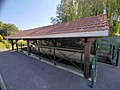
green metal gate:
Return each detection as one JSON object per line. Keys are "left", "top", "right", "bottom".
{"left": 96, "top": 37, "right": 120, "bottom": 66}
{"left": 91, "top": 36, "right": 120, "bottom": 88}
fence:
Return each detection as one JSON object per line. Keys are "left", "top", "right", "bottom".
{"left": 96, "top": 37, "right": 120, "bottom": 66}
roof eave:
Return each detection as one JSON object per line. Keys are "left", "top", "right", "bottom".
{"left": 6, "top": 30, "right": 109, "bottom": 40}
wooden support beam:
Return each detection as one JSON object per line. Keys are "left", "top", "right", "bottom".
{"left": 38, "top": 40, "right": 41, "bottom": 60}
{"left": 112, "top": 46, "right": 115, "bottom": 59}
{"left": 116, "top": 48, "right": 120, "bottom": 66}
{"left": 109, "top": 44, "right": 112, "bottom": 55}
{"left": 52, "top": 39, "right": 56, "bottom": 65}
{"left": 16, "top": 40, "right": 18, "bottom": 51}
{"left": 53, "top": 48, "right": 56, "bottom": 65}
{"left": 80, "top": 51, "right": 83, "bottom": 70}
{"left": 27, "top": 40, "right": 30, "bottom": 55}
{"left": 49, "top": 39, "right": 56, "bottom": 65}
{"left": 11, "top": 40, "right": 14, "bottom": 51}
{"left": 84, "top": 38, "right": 92, "bottom": 79}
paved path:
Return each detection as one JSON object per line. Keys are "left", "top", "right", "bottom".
{"left": 96, "top": 62, "right": 120, "bottom": 90}
{"left": 0, "top": 51, "right": 120, "bottom": 90}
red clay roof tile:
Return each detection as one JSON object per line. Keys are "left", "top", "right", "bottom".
{"left": 8, "top": 14, "right": 109, "bottom": 38}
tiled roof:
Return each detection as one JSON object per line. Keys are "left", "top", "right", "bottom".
{"left": 7, "top": 14, "right": 109, "bottom": 39}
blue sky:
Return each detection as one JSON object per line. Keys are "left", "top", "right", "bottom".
{"left": 0, "top": 0, "right": 61, "bottom": 30}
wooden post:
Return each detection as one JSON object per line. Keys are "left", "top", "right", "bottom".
{"left": 11, "top": 40, "right": 14, "bottom": 51}
{"left": 51, "top": 39, "right": 57, "bottom": 65}
{"left": 81, "top": 51, "right": 83, "bottom": 70}
{"left": 53, "top": 39, "right": 56, "bottom": 65}
{"left": 16, "top": 40, "right": 18, "bottom": 51}
{"left": 38, "top": 40, "right": 41, "bottom": 60}
{"left": 53, "top": 47, "right": 56, "bottom": 65}
{"left": 116, "top": 48, "right": 120, "bottom": 66}
{"left": 109, "top": 44, "right": 112, "bottom": 55}
{"left": 27, "top": 40, "right": 30, "bottom": 55}
{"left": 112, "top": 46, "right": 115, "bottom": 59}
{"left": 84, "top": 38, "right": 91, "bottom": 79}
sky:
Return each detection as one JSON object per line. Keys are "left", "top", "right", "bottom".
{"left": 0, "top": 0, "right": 61, "bottom": 30}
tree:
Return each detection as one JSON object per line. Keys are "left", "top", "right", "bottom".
{"left": 0, "top": 21, "right": 19, "bottom": 36}
{"left": 0, "top": 21, "right": 4, "bottom": 35}
{"left": 51, "top": 0, "right": 120, "bottom": 36}
{"left": 3, "top": 23, "right": 19, "bottom": 36}
{"left": 113, "top": 21, "right": 120, "bottom": 36}
{"left": 0, "top": 21, "right": 3, "bottom": 30}
{"left": 51, "top": 0, "right": 79, "bottom": 23}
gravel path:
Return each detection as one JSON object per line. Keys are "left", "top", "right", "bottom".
{"left": 0, "top": 51, "right": 120, "bottom": 90}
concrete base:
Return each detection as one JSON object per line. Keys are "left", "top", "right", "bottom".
{"left": 21, "top": 51, "right": 84, "bottom": 78}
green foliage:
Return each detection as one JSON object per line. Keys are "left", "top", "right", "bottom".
{"left": 2, "top": 23, "right": 19, "bottom": 36}
{"left": 0, "top": 21, "right": 3, "bottom": 30}
{"left": 0, "top": 35, "right": 3, "bottom": 42}
{"left": 51, "top": 0, "right": 103, "bottom": 23}
{"left": 2, "top": 40, "right": 11, "bottom": 48}
{"left": 0, "top": 42, "right": 6, "bottom": 49}
{"left": 0, "top": 21, "right": 19, "bottom": 36}
{"left": 17, "top": 40, "right": 27, "bottom": 47}
{"left": 113, "top": 21, "right": 120, "bottom": 36}
{"left": 51, "top": 0, "right": 120, "bottom": 36}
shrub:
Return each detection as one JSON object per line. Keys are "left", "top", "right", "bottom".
{"left": 17, "top": 40, "right": 27, "bottom": 47}
{"left": 2, "top": 40, "right": 11, "bottom": 48}
{"left": 0, "top": 35, "right": 3, "bottom": 42}
{"left": 0, "top": 42, "right": 6, "bottom": 49}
